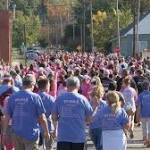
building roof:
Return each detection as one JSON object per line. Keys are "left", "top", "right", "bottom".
{"left": 122, "top": 11, "right": 150, "bottom": 36}
{"left": 111, "top": 11, "right": 150, "bottom": 42}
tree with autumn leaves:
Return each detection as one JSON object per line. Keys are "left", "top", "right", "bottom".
{"left": 63, "top": 0, "right": 150, "bottom": 51}
{"left": 1, "top": 0, "right": 150, "bottom": 49}
{"left": 92, "top": 9, "right": 133, "bottom": 49}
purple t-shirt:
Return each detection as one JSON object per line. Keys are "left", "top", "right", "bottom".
{"left": 38, "top": 91, "right": 55, "bottom": 131}
{"left": 7, "top": 90, "right": 45, "bottom": 141}
{"left": 90, "top": 100, "right": 107, "bottom": 129}
{"left": 137, "top": 90, "right": 150, "bottom": 118}
{"left": 53, "top": 92, "right": 93, "bottom": 143}
{"left": 96, "top": 106, "right": 129, "bottom": 130}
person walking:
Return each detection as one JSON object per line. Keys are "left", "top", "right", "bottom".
{"left": 0, "top": 106, "right": 4, "bottom": 149}
{"left": 0, "top": 74, "right": 19, "bottom": 150}
{"left": 137, "top": 80, "right": 150, "bottom": 147}
{"left": 121, "top": 77, "right": 137, "bottom": 138}
{"left": 96, "top": 91, "right": 129, "bottom": 150}
{"left": 52, "top": 76, "right": 93, "bottom": 150}
{"left": 3, "top": 74, "right": 50, "bottom": 150}
{"left": 89, "top": 77, "right": 106, "bottom": 150}
{"left": 38, "top": 77, "right": 55, "bottom": 150}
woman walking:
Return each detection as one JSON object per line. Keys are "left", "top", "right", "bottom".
{"left": 96, "top": 91, "right": 129, "bottom": 150}
{"left": 121, "top": 77, "right": 137, "bottom": 138}
{"left": 89, "top": 77, "right": 106, "bottom": 150}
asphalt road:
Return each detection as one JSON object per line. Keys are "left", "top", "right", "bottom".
{"left": 40, "top": 127, "right": 149, "bottom": 150}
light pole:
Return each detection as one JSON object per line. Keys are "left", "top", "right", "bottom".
{"left": 12, "top": 3, "right": 16, "bottom": 20}
{"left": 71, "top": 1, "right": 75, "bottom": 41}
{"left": 6, "top": 0, "right": 9, "bottom": 10}
{"left": 83, "top": 0, "right": 86, "bottom": 52}
{"left": 135, "top": 0, "right": 140, "bottom": 55}
{"left": 90, "top": 0, "right": 94, "bottom": 52}
{"left": 73, "top": 16, "right": 75, "bottom": 41}
{"left": 133, "top": 0, "right": 140, "bottom": 57}
{"left": 117, "top": 0, "right": 121, "bottom": 51}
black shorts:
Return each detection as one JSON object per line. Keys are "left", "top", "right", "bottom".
{"left": 57, "top": 142, "right": 84, "bottom": 150}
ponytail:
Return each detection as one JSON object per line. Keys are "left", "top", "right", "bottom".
{"left": 107, "top": 91, "right": 120, "bottom": 113}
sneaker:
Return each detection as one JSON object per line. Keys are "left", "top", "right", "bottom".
{"left": 137, "top": 122, "right": 142, "bottom": 127}
{"left": 130, "top": 132, "right": 134, "bottom": 139}
{"left": 146, "top": 144, "right": 150, "bottom": 148}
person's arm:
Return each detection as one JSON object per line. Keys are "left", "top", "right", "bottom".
{"left": 52, "top": 97, "right": 60, "bottom": 136}
{"left": 35, "top": 95, "right": 50, "bottom": 139}
{"left": 85, "top": 116, "right": 92, "bottom": 125}
{"left": 121, "top": 109, "right": 131, "bottom": 131}
{"left": 38, "top": 113, "right": 50, "bottom": 139}
{"left": 3, "top": 96, "right": 13, "bottom": 135}
{"left": 136, "top": 105, "right": 141, "bottom": 123}
{"left": 52, "top": 112, "right": 59, "bottom": 137}
{"left": 84, "top": 98, "right": 93, "bottom": 125}
{"left": 123, "top": 122, "right": 130, "bottom": 130}
{"left": 2, "top": 114, "right": 10, "bottom": 145}
{"left": 2, "top": 114, "right": 10, "bottom": 134}
{"left": 136, "top": 95, "right": 141, "bottom": 123}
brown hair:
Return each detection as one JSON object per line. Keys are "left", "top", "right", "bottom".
{"left": 123, "top": 76, "right": 131, "bottom": 86}
{"left": 37, "top": 78, "right": 49, "bottom": 90}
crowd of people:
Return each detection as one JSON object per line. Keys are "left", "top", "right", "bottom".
{"left": 0, "top": 51, "right": 150, "bottom": 150}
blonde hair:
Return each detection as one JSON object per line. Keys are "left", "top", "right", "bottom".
{"left": 90, "top": 77, "right": 104, "bottom": 100}
{"left": 91, "top": 76, "right": 102, "bottom": 86}
{"left": 106, "top": 91, "right": 120, "bottom": 113}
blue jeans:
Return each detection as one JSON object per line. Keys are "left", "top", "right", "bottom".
{"left": 89, "top": 128, "right": 102, "bottom": 150}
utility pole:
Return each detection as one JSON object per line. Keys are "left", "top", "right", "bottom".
{"left": 60, "top": 14, "right": 63, "bottom": 38}
{"left": 23, "top": 24, "right": 27, "bottom": 46}
{"left": 133, "top": 0, "right": 140, "bottom": 57}
{"left": 90, "top": 0, "right": 94, "bottom": 52}
{"left": 48, "top": 25, "right": 50, "bottom": 47}
{"left": 6, "top": 0, "right": 9, "bottom": 10}
{"left": 80, "top": 24, "right": 83, "bottom": 51}
{"left": 83, "top": 0, "right": 86, "bottom": 52}
{"left": 12, "top": 3, "right": 16, "bottom": 20}
{"left": 71, "top": 1, "right": 75, "bottom": 41}
{"left": 73, "top": 15, "right": 75, "bottom": 41}
{"left": 23, "top": 24, "right": 27, "bottom": 65}
{"left": 117, "top": 0, "right": 121, "bottom": 51}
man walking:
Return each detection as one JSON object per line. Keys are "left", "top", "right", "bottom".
{"left": 3, "top": 74, "right": 50, "bottom": 150}
{"left": 38, "top": 77, "right": 55, "bottom": 150}
{"left": 137, "top": 80, "right": 150, "bottom": 147}
{"left": 52, "top": 76, "right": 93, "bottom": 150}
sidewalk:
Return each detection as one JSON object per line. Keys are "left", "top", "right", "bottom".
{"left": 128, "top": 127, "right": 149, "bottom": 150}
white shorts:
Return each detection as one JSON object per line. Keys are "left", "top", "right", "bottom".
{"left": 102, "top": 129, "right": 127, "bottom": 150}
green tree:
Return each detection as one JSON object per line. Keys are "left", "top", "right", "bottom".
{"left": 66, "top": 0, "right": 134, "bottom": 50}
{"left": 0, "top": 0, "right": 8, "bottom": 10}
{"left": 13, "top": 0, "right": 41, "bottom": 15}
{"left": 13, "top": 11, "right": 41, "bottom": 47}
{"left": 93, "top": 9, "right": 133, "bottom": 48}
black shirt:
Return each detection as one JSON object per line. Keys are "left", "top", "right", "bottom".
{"left": 134, "top": 75, "right": 148, "bottom": 93}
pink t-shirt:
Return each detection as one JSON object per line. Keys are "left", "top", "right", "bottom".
{"left": 81, "top": 82, "right": 91, "bottom": 99}
{"left": 49, "top": 71, "right": 58, "bottom": 98}
{"left": 121, "top": 86, "right": 137, "bottom": 112}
